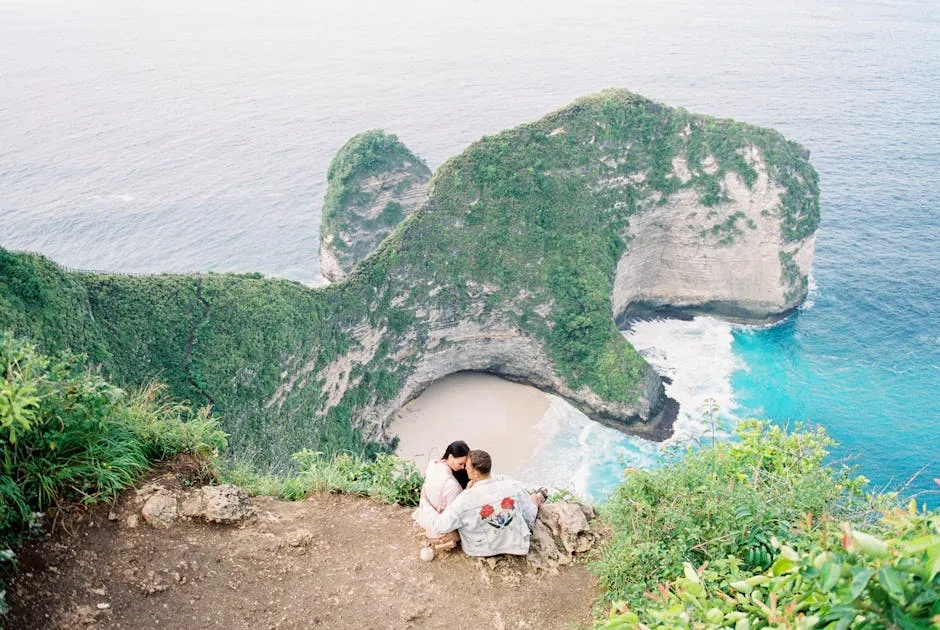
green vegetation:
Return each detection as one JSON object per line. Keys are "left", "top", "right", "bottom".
{"left": 320, "top": 129, "right": 432, "bottom": 270}
{"left": 702, "top": 211, "right": 748, "bottom": 246}
{"left": 226, "top": 450, "right": 422, "bottom": 507}
{"left": 780, "top": 250, "right": 809, "bottom": 304}
{"left": 0, "top": 90, "right": 821, "bottom": 474}
{"left": 0, "top": 334, "right": 227, "bottom": 614}
{"left": 591, "top": 420, "right": 940, "bottom": 629}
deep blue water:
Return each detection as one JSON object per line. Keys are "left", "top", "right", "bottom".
{"left": 1, "top": 0, "right": 938, "bottom": 504}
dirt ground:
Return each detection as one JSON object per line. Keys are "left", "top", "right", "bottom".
{"left": 6, "top": 469, "right": 602, "bottom": 630}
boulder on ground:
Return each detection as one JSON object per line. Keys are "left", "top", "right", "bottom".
{"left": 141, "top": 493, "right": 178, "bottom": 529}
{"left": 179, "top": 484, "right": 255, "bottom": 524}
{"left": 527, "top": 502, "right": 598, "bottom": 572}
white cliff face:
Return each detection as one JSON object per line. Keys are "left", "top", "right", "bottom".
{"left": 612, "top": 147, "right": 815, "bottom": 322}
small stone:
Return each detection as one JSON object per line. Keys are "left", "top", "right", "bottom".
{"left": 96, "top": 603, "right": 110, "bottom": 610}
{"left": 141, "top": 494, "right": 177, "bottom": 529}
{"left": 286, "top": 529, "right": 313, "bottom": 548}
{"left": 419, "top": 546, "right": 435, "bottom": 562}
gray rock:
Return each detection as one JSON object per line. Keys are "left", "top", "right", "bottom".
{"left": 179, "top": 485, "right": 254, "bottom": 524}
{"left": 141, "top": 493, "right": 178, "bottom": 529}
{"left": 527, "top": 502, "right": 598, "bottom": 571}
{"left": 286, "top": 529, "right": 313, "bottom": 548}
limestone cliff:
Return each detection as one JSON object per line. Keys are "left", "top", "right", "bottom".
{"left": 0, "top": 90, "right": 819, "bottom": 466}
{"left": 319, "top": 130, "right": 431, "bottom": 282}
{"left": 612, "top": 144, "right": 816, "bottom": 323}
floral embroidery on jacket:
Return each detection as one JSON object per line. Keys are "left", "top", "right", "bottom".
{"left": 480, "top": 497, "right": 515, "bottom": 529}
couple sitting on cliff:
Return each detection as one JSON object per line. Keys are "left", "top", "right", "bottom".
{"left": 413, "top": 441, "right": 548, "bottom": 559}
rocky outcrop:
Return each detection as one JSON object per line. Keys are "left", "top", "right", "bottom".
{"left": 613, "top": 147, "right": 815, "bottom": 323}
{"left": 318, "top": 130, "right": 431, "bottom": 282}
{"left": 527, "top": 502, "right": 600, "bottom": 572}
{"left": 311, "top": 90, "right": 817, "bottom": 446}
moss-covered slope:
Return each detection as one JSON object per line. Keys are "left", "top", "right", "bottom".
{"left": 0, "top": 90, "right": 819, "bottom": 468}
{"left": 319, "top": 130, "right": 432, "bottom": 282}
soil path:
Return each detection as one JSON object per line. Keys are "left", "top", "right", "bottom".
{"left": 7, "top": 478, "right": 600, "bottom": 629}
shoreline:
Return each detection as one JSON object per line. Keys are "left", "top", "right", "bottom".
{"left": 389, "top": 372, "right": 551, "bottom": 476}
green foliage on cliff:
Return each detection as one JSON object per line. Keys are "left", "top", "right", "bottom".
{"left": 779, "top": 250, "right": 809, "bottom": 303}
{"left": 320, "top": 129, "right": 432, "bottom": 267}
{"left": 0, "top": 89, "right": 821, "bottom": 472}
{"left": 0, "top": 249, "right": 110, "bottom": 362}
{"left": 0, "top": 250, "right": 392, "bottom": 466}
{"left": 592, "top": 421, "right": 940, "bottom": 629}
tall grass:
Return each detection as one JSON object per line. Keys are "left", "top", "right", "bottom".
{"left": 225, "top": 450, "right": 422, "bottom": 508}
{"left": 0, "top": 332, "right": 227, "bottom": 614}
{"left": 592, "top": 420, "right": 870, "bottom": 607}
{"left": 592, "top": 422, "right": 939, "bottom": 628}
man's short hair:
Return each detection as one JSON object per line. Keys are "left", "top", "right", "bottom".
{"left": 468, "top": 449, "right": 492, "bottom": 475}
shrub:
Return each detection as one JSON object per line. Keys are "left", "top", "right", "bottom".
{"left": 592, "top": 420, "right": 868, "bottom": 607}
{"left": 597, "top": 502, "right": 940, "bottom": 629}
{"left": 0, "top": 332, "right": 226, "bottom": 615}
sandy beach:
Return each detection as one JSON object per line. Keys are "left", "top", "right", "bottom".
{"left": 388, "top": 372, "right": 551, "bottom": 477}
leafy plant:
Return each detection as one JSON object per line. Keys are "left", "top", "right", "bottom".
{"left": 0, "top": 333, "right": 227, "bottom": 608}
{"left": 592, "top": 420, "right": 867, "bottom": 607}
{"left": 597, "top": 501, "right": 940, "bottom": 629}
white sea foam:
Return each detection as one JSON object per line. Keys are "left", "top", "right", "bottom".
{"left": 521, "top": 316, "right": 744, "bottom": 501}
{"left": 801, "top": 272, "right": 818, "bottom": 311}
{"left": 625, "top": 317, "right": 742, "bottom": 444}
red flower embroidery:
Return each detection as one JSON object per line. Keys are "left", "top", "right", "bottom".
{"left": 500, "top": 497, "right": 515, "bottom": 510}
{"left": 480, "top": 504, "right": 495, "bottom": 519}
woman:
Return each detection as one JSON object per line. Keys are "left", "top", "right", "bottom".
{"left": 413, "top": 440, "right": 470, "bottom": 545}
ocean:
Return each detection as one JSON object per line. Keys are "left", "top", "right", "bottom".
{"left": 2, "top": 0, "right": 937, "bottom": 505}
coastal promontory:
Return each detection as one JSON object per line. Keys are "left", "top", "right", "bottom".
{"left": 0, "top": 89, "right": 819, "bottom": 465}
{"left": 319, "top": 131, "right": 432, "bottom": 282}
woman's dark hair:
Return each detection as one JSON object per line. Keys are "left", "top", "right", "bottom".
{"left": 443, "top": 440, "right": 470, "bottom": 488}
{"left": 441, "top": 440, "right": 470, "bottom": 460}
{"left": 467, "top": 449, "right": 492, "bottom": 475}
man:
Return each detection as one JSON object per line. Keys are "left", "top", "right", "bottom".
{"left": 427, "top": 449, "right": 546, "bottom": 557}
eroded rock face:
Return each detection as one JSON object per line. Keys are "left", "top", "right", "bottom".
{"left": 613, "top": 149, "right": 815, "bottom": 323}
{"left": 527, "top": 502, "right": 599, "bottom": 572}
{"left": 318, "top": 130, "right": 431, "bottom": 282}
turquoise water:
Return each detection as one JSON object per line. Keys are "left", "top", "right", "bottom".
{"left": 1, "top": 0, "right": 937, "bottom": 504}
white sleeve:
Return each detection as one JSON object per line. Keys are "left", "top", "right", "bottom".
{"left": 440, "top": 477, "right": 462, "bottom": 510}
{"left": 428, "top": 493, "right": 465, "bottom": 535}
